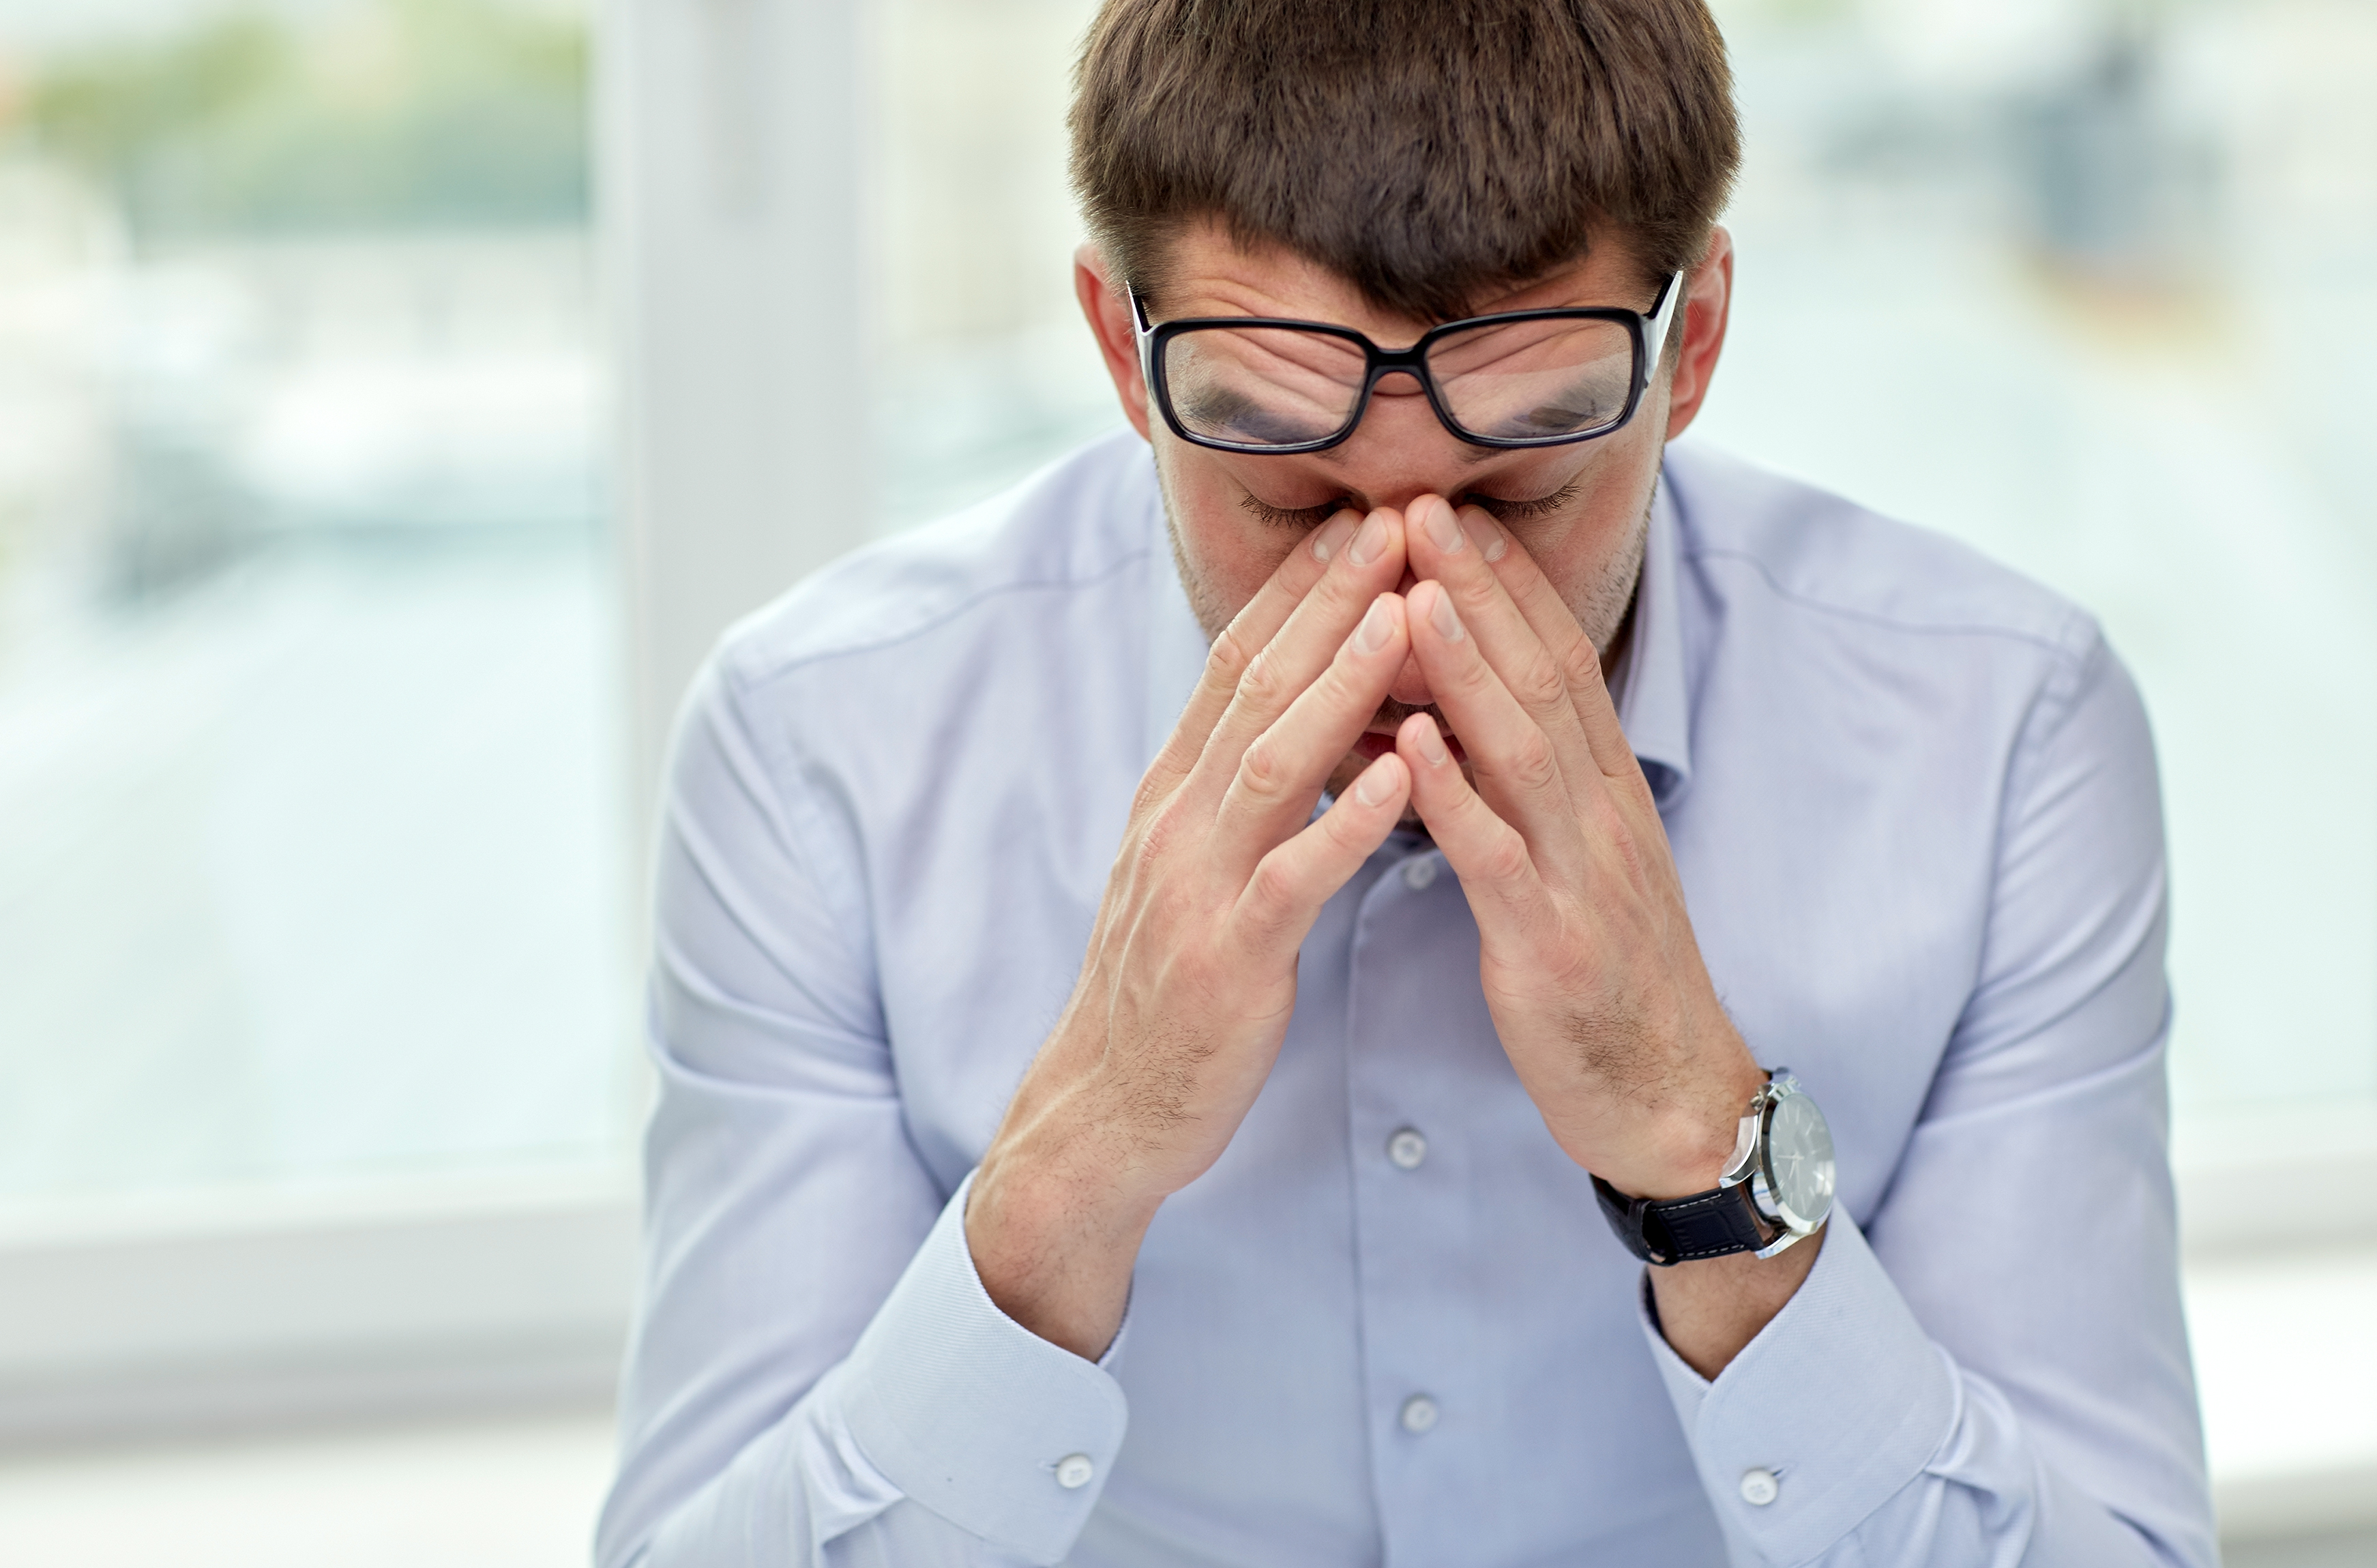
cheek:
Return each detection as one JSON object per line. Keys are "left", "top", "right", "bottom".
{"left": 1515, "top": 432, "right": 1661, "bottom": 600}
{"left": 1163, "top": 449, "right": 1304, "bottom": 623}
{"left": 1516, "top": 513, "right": 1604, "bottom": 591}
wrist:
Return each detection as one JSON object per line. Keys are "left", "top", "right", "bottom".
{"left": 1599, "top": 1050, "right": 1767, "bottom": 1200}
{"left": 966, "top": 1110, "right": 1162, "bottom": 1361}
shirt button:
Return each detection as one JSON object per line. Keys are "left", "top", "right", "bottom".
{"left": 1400, "top": 1394, "right": 1439, "bottom": 1434}
{"left": 1739, "top": 1467, "right": 1780, "bottom": 1506}
{"left": 1402, "top": 857, "right": 1438, "bottom": 890}
{"left": 1385, "top": 1127, "right": 1428, "bottom": 1170}
{"left": 1054, "top": 1453, "right": 1095, "bottom": 1490}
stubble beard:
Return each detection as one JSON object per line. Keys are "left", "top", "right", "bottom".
{"left": 1154, "top": 452, "right": 1657, "bottom": 817}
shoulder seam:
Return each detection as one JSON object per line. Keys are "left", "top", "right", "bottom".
{"left": 724, "top": 544, "right": 1157, "bottom": 697}
{"left": 1683, "top": 544, "right": 2093, "bottom": 665}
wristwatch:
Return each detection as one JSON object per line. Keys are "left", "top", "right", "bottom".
{"left": 1592, "top": 1070, "right": 1836, "bottom": 1266}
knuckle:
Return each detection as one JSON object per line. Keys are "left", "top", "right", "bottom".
{"left": 1561, "top": 634, "right": 1604, "bottom": 690}
{"left": 1308, "top": 657, "right": 1361, "bottom": 713}
{"left": 1131, "top": 756, "right": 1186, "bottom": 816}
{"left": 1235, "top": 735, "right": 1293, "bottom": 801}
{"left": 1517, "top": 651, "right": 1567, "bottom": 714}
{"left": 1133, "top": 802, "right": 1187, "bottom": 874}
{"left": 1236, "top": 645, "right": 1295, "bottom": 712}
{"left": 1480, "top": 824, "right": 1533, "bottom": 885}
{"left": 1305, "top": 560, "right": 1365, "bottom": 608}
{"left": 1320, "top": 795, "right": 1370, "bottom": 850}
{"left": 1452, "top": 572, "right": 1501, "bottom": 616}
{"left": 1243, "top": 855, "right": 1302, "bottom": 921}
{"left": 1507, "top": 730, "right": 1561, "bottom": 795}
{"left": 1207, "top": 623, "right": 1256, "bottom": 685}
{"left": 1449, "top": 647, "right": 1498, "bottom": 697}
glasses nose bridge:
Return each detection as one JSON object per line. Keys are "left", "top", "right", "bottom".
{"left": 1346, "top": 338, "right": 1446, "bottom": 437}
{"left": 1357, "top": 334, "right": 1434, "bottom": 394}
{"left": 1367, "top": 336, "right": 1432, "bottom": 377}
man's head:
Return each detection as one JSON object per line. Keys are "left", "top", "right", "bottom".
{"left": 1067, "top": 0, "right": 1741, "bottom": 789}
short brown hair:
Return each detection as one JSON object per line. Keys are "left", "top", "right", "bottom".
{"left": 1070, "top": 0, "right": 1739, "bottom": 321}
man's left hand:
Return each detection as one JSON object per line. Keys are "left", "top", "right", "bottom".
{"left": 1392, "top": 492, "right": 1816, "bottom": 1376}
{"left": 1393, "top": 493, "right": 1762, "bottom": 1205}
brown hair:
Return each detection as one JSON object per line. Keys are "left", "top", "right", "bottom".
{"left": 1070, "top": 0, "right": 1739, "bottom": 322}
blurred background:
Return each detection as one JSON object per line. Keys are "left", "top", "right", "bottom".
{"left": 0, "top": 0, "right": 2372, "bottom": 1563}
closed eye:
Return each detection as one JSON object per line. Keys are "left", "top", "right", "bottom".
{"left": 1461, "top": 479, "right": 1580, "bottom": 522}
{"left": 1238, "top": 492, "right": 1350, "bottom": 530}
{"left": 1236, "top": 479, "right": 1580, "bottom": 531}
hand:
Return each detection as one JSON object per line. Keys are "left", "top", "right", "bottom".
{"left": 1393, "top": 494, "right": 1766, "bottom": 1200}
{"left": 966, "top": 507, "right": 1418, "bottom": 1359}
{"left": 1395, "top": 493, "right": 1815, "bottom": 1376}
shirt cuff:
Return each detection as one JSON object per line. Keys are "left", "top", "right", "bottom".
{"left": 1637, "top": 1212, "right": 1958, "bottom": 1565}
{"left": 829, "top": 1170, "right": 1130, "bottom": 1566}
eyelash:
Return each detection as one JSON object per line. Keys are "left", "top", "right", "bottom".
{"left": 1470, "top": 482, "right": 1580, "bottom": 522}
{"left": 1238, "top": 481, "right": 1580, "bottom": 530}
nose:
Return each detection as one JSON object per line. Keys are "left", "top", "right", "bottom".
{"left": 1388, "top": 649, "right": 1435, "bottom": 709}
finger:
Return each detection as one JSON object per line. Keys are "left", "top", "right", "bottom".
{"left": 1228, "top": 752, "right": 1411, "bottom": 959}
{"left": 1212, "top": 591, "right": 1411, "bottom": 864}
{"left": 1142, "top": 507, "right": 1364, "bottom": 801}
{"left": 1182, "top": 505, "right": 1408, "bottom": 810}
{"left": 1396, "top": 712, "right": 1554, "bottom": 938}
{"left": 1403, "top": 578, "right": 1588, "bottom": 875}
{"left": 1452, "top": 504, "right": 1638, "bottom": 788}
{"left": 1403, "top": 494, "right": 1600, "bottom": 794}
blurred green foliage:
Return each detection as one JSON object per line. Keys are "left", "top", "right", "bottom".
{"left": 7, "top": 0, "right": 587, "bottom": 241}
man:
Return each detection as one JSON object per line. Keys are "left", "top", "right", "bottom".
{"left": 597, "top": 1, "right": 2215, "bottom": 1564}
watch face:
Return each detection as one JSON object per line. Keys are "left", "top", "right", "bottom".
{"left": 1762, "top": 1091, "right": 1837, "bottom": 1230}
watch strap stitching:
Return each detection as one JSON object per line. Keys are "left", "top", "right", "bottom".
{"left": 1592, "top": 1174, "right": 1768, "bottom": 1266}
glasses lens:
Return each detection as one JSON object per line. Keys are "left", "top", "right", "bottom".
{"left": 1426, "top": 316, "right": 1637, "bottom": 443}
{"left": 1159, "top": 326, "right": 1367, "bottom": 448}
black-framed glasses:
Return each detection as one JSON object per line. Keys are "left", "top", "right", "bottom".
{"left": 1132, "top": 270, "right": 1685, "bottom": 455}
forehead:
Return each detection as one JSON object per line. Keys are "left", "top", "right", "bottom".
{"left": 1148, "top": 219, "right": 1653, "bottom": 341}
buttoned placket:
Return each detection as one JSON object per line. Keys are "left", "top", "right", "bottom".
{"left": 1341, "top": 837, "right": 1493, "bottom": 1561}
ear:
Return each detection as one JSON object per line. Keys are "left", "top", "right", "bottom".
{"left": 1662, "top": 225, "right": 1733, "bottom": 442}
{"left": 1075, "top": 243, "right": 1154, "bottom": 442}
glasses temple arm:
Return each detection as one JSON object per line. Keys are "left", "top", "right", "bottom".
{"left": 1127, "top": 284, "right": 1158, "bottom": 391}
{"left": 1643, "top": 270, "right": 1687, "bottom": 369}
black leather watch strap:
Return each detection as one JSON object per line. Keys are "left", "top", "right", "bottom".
{"left": 1593, "top": 1174, "right": 1769, "bottom": 1267}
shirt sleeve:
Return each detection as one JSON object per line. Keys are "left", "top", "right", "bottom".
{"left": 594, "top": 660, "right": 1126, "bottom": 1568}
{"left": 1639, "top": 627, "right": 2218, "bottom": 1568}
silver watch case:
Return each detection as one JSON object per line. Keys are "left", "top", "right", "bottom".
{"left": 1717, "top": 1069, "right": 1837, "bottom": 1259}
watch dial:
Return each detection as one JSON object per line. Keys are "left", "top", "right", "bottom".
{"left": 1765, "top": 1092, "right": 1837, "bottom": 1228}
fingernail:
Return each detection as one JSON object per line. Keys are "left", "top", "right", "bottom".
{"left": 1354, "top": 756, "right": 1398, "bottom": 807}
{"left": 1311, "top": 512, "right": 1357, "bottom": 563}
{"left": 1413, "top": 716, "right": 1449, "bottom": 766}
{"left": 1460, "top": 509, "right": 1507, "bottom": 562}
{"left": 1348, "top": 510, "right": 1390, "bottom": 566}
{"left": 1421, "top": 496, "right": 1463, "bottom": 554}
{"left": 1426, "top": 583, "right": 1465, "bottom": 642}
{"left": 1353, "top": 595, "right": 1396, "bottom": 654}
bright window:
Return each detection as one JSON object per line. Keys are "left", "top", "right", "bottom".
{"left": 0, "top": 0, "right": 634, "bottom": 1208}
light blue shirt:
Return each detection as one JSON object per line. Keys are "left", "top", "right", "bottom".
{"left": 597, "top": 430, "right": 2215, "bottom": 1568}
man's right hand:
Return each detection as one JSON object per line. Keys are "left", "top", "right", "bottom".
{"left": 965, "top": 505, "right": 1417, "bottom": 1359}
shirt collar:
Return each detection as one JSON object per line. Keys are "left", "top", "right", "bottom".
{"left": 1618, "top": 473, "right": 1694, "bottom": 805}
{"left": 1142, "top": 466, "right": 1696, "bottom": 803}
{"left": 1145, "top": 487, "right": 1211, "bottom": 774}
